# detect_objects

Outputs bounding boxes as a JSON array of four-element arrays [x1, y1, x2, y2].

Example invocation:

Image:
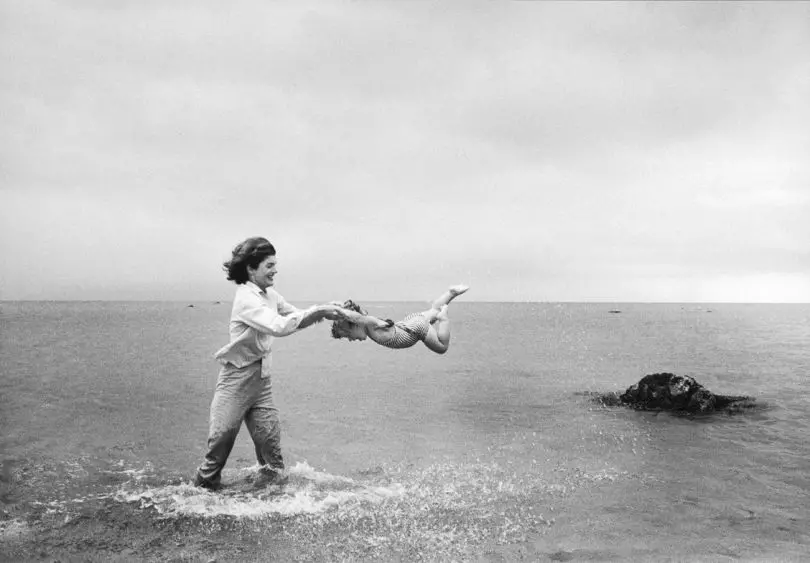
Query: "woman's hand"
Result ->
[[319, 305, 348, 321], [297, 304, 347, 329]]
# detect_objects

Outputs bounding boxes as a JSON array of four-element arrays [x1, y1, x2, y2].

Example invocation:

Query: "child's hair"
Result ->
[[331, 299, 367, 339], [223, 237, 276, 284]]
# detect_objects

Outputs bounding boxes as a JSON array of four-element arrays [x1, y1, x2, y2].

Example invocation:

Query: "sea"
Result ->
[[1, 301, 808, 562]]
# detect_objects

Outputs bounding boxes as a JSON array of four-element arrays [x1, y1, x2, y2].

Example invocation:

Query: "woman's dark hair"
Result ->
[[223, 237, 276, 284], [330, 299, 367, 339]]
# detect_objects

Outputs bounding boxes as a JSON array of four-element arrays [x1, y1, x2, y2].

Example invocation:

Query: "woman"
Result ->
[[194, 237, 345, 491]]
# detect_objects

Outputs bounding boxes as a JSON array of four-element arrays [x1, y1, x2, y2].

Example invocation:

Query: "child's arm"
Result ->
[[342, 310, 392, 331]]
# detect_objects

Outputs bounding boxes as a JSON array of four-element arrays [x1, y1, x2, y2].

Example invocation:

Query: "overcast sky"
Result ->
[[1, 1, 808, 302]]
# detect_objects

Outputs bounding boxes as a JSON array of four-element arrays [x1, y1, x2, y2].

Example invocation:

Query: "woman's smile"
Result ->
[[248, 255, 279, 291]]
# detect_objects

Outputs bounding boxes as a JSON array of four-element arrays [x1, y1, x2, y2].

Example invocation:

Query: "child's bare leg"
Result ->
[[429, 284, 469, 311], [423, 306, 450, 354], [421, 309, 440, 323]]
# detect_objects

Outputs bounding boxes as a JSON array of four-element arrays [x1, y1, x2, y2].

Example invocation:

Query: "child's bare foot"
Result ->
[[449, 284, 469, 297]]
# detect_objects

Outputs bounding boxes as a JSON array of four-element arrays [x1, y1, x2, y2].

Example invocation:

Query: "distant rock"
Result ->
[[592, 373, 756, 414], [608, 309, 621, 314], [187, 304, 195, 308]]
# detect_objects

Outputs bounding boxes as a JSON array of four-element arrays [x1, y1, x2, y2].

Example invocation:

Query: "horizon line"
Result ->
[[2, 299, 809, 305]]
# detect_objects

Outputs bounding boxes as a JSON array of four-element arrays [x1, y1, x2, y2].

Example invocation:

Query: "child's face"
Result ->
[[337, 322, 367, 341]]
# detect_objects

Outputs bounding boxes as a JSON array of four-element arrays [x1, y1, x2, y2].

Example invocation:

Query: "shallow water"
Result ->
[[1, 301, 809, 561]]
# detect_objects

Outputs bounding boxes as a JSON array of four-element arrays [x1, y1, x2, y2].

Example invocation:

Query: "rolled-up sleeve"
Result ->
[[237, 305, 303, 336], [276, 294, 301, 317]]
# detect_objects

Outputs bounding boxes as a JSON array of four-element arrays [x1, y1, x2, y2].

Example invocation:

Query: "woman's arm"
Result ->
[[297, 305, 346, 330], [276, 294, 302, 316], [239, 303, 346, 334]]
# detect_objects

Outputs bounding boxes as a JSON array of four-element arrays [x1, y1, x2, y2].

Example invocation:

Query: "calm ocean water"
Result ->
[[1, 301, 809, 561]]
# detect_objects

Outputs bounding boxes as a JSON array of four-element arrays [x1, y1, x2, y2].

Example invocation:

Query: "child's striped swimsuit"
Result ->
[[372, 313, 431, 349]]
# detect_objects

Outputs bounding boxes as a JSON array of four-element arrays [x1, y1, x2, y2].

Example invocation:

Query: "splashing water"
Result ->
[[102, 459, 626, 560], [8, 445, 633, 560], [114, 461, 406, 519]]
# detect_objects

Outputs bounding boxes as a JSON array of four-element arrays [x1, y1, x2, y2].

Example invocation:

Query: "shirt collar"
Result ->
[[244, 281, 266, 295]]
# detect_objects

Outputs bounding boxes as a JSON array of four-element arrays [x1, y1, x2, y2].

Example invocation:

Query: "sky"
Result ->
[[1, 1, 809, 303]]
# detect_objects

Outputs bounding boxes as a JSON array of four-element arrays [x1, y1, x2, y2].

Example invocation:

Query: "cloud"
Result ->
[[1, 1, 808, 301]]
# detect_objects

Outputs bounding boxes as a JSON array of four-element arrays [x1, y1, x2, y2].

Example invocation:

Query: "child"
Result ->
[[330, 285, 469, 354]]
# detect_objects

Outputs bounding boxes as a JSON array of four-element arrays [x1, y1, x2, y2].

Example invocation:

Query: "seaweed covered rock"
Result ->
[[596, 372, 755, 414]]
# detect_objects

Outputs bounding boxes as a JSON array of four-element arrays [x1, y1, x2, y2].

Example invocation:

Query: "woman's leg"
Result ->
[[423, 306, 450, 354], [244, 375, 285, 480], [429, 284, 469, 311], [195, 367, 257, 490]]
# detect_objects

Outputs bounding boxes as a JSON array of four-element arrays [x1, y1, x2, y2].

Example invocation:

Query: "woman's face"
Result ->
[[247, 255, 277, 291]]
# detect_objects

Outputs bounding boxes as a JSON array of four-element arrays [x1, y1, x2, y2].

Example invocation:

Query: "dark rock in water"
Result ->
[[594, 372, 755, 414], [608, 309, 621, 314]]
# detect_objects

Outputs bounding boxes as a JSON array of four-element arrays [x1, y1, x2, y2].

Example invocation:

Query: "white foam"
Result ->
[[105, 455, 629, 563], [287, 461, 356, 485], [101, 460, 154, 482], [113, 461, 405, 519], [0, 518, 30, 541]]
